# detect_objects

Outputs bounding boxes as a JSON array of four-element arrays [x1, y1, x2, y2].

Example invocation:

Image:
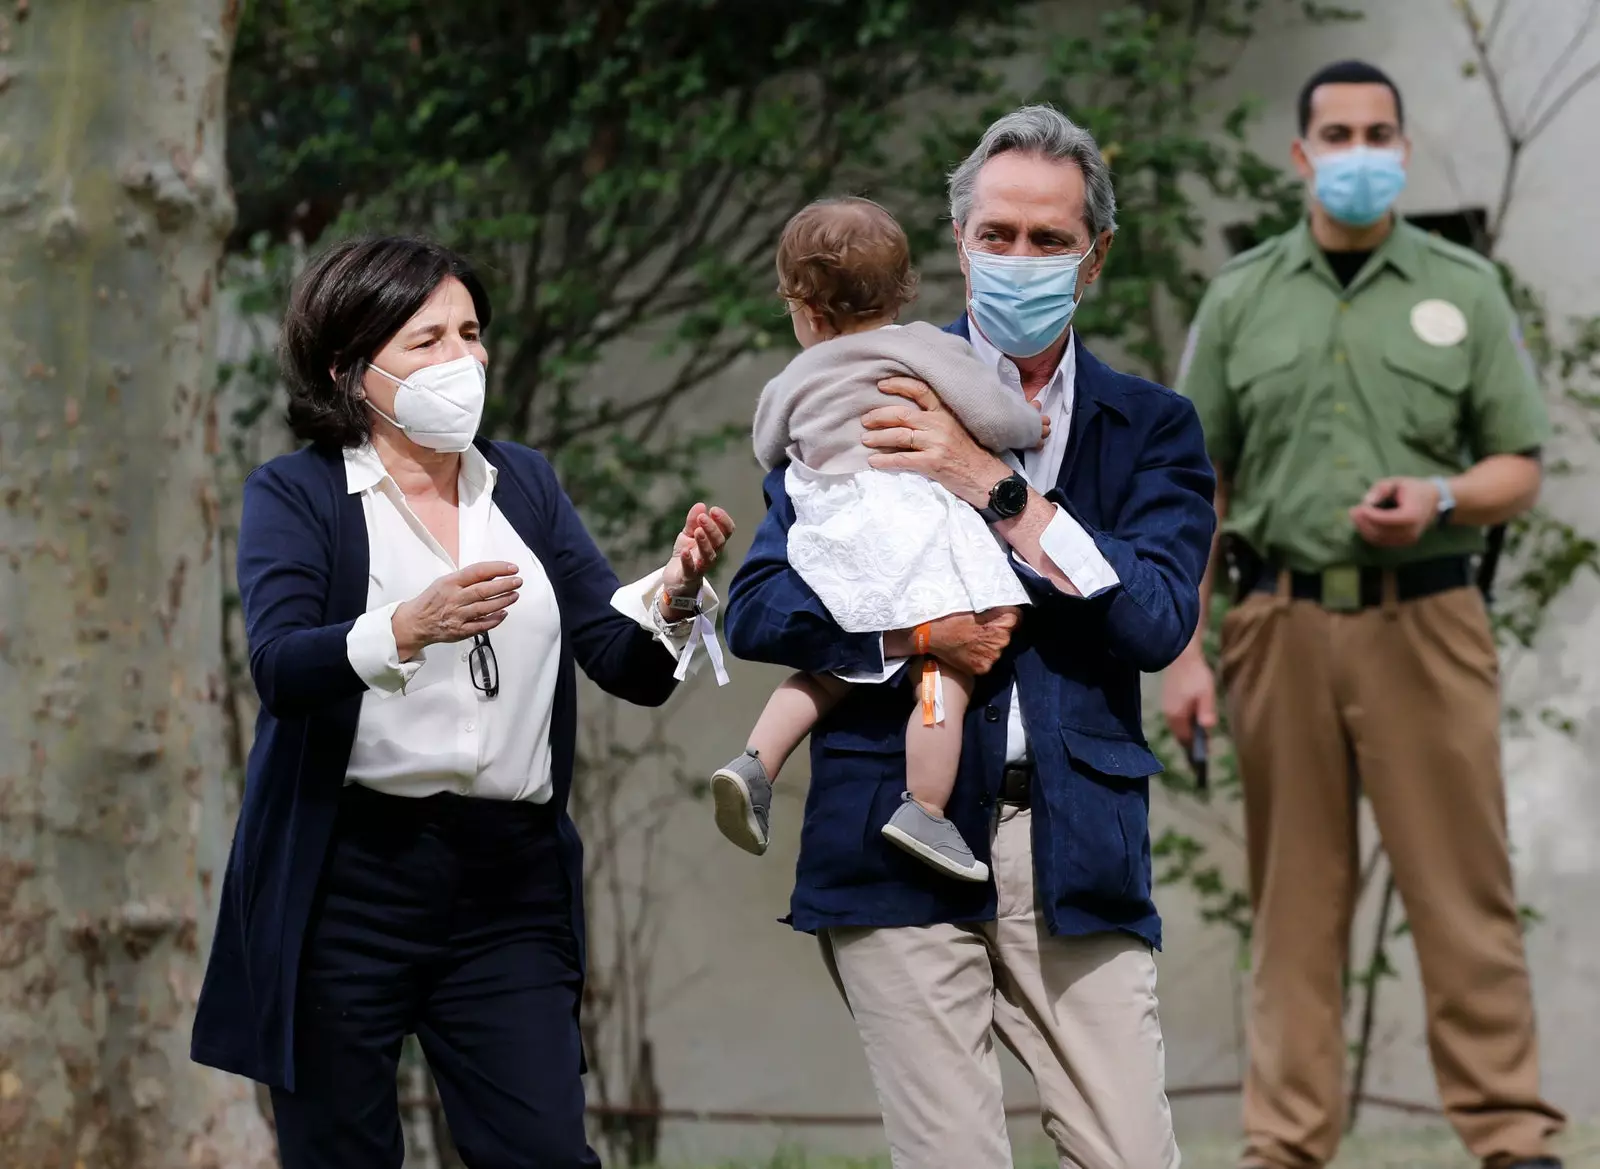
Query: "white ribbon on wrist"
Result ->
[[653, 584, 729, 687], [674, 611, 730, 687]]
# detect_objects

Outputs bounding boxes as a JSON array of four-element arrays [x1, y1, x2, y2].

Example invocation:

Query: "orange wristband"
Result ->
[[913, 622, 932, 656]]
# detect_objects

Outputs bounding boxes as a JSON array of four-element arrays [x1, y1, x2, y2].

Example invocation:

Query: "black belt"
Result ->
[[1231, 547, 1472, 612], [999, 763, 1032, 807], [338, 781, 559, 839]]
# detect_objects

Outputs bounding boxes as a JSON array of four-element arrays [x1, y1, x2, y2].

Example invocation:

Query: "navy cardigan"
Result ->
[[191, 439, 679, 1091]]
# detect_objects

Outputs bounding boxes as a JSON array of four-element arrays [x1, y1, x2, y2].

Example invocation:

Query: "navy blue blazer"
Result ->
[[191, 439, 679, 1091], [724, 319, 1215, 946]]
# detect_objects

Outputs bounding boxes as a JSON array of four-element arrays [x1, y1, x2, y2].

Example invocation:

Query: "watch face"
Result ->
[[993, 475, 1028, 517]]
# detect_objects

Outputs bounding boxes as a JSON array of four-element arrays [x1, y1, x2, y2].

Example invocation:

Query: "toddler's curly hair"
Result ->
[[775, 197, 919, 333]]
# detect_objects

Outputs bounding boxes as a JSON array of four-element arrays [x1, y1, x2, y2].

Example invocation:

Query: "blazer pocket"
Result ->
[[798, 777, 895, 890], [1059, 724, 1163, 780], [814, 725, 906, 757], [1055, 726, 1158, 903]]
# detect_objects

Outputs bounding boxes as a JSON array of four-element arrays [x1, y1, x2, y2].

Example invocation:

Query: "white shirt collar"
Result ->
[[964, 316, 1075, 407], [343, 442, 498, 502]]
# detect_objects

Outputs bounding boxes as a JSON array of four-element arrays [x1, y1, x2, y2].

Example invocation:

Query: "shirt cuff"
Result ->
[[611, 569, 722, 660], [346, 601, 425, 695], [1020, 504, 1121, 597], [834, 636, 908, 685]]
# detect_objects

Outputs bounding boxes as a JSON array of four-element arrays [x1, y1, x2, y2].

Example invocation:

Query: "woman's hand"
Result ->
[[392, 562, 522, 660], [659, 503, 736, 617], [862, 377, 1014, 507]]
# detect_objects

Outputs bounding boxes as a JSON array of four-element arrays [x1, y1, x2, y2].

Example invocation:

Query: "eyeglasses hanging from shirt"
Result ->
[[468, 631, 499, 698]]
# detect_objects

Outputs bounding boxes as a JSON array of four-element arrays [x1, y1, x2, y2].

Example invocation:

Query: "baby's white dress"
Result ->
[[785, 462, 1027, 632], [751, 322, 1041, 634]]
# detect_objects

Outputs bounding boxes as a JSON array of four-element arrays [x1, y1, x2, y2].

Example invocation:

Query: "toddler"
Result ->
[[711, 196, 1044, 882]]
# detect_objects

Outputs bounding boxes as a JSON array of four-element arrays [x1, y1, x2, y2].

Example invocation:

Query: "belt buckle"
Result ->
[[1321, 565, 1361, 612]]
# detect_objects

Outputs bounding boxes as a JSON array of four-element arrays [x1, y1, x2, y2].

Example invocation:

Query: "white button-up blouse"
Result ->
[[340, 443, 715, 803]]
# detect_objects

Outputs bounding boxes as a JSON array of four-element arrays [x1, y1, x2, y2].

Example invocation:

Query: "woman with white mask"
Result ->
[[192, 236, 735, 1168]]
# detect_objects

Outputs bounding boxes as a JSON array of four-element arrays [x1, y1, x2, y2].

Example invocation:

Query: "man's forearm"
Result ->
[[1447, 453, 1541, 527], [1176, 458, 1533, 661], [994, 490, 1082, 596]]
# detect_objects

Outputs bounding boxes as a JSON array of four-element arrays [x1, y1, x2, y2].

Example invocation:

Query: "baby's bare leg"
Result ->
[[713, 672, 852, 856], [747, 672, 852, 782], [903, 664, 975, 818]]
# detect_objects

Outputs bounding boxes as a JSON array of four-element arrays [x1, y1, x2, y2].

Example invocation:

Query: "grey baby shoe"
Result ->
[[881, 793, 990, 882], [711, 748, 772, 856]]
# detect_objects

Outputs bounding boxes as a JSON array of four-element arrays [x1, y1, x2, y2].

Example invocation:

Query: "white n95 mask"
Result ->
[[365, 355, 487, 452]]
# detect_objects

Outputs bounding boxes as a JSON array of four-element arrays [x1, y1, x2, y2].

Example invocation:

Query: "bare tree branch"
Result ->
[[1524, 57, 1600, 146], [1522, 0, 1600, 136], [1462, 4, 1520, 142], [568, 707, 700, 1166], [581, 788, 690, 884], [1483, 0, 1510, 52], [1461, 0, 1600, 248], [1460, 0, 1524, 247]]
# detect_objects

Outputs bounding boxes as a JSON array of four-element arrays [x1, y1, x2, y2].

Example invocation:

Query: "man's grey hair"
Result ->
[[948, 104, 1118, 238]]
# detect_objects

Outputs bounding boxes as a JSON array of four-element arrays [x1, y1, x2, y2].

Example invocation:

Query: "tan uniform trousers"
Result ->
[[820, 803, 1179, 1169], [1221, 582, 1565, 1169]]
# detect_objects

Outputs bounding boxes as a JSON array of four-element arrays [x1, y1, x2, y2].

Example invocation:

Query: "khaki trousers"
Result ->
[[1221, 584, 1565, 1169], [821, 804, 1179, 1169]]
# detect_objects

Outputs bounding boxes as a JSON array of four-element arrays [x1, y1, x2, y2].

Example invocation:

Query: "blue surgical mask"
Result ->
[[1311, 145, 1407, 228], [964, 242, 1094, 358]]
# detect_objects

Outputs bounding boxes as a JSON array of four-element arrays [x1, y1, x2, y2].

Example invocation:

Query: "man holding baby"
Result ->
[[725, 105, 1214, 1169]]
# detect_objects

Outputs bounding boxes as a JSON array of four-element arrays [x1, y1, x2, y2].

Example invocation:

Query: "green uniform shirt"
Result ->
[[1176, 219, 1548, 571]]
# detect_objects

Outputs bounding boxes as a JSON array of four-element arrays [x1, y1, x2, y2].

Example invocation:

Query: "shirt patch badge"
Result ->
[[1410, 299, 1469, 347]]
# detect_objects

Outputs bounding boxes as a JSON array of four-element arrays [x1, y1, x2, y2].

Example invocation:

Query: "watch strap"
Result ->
[[1430, 476, 1456, 528]]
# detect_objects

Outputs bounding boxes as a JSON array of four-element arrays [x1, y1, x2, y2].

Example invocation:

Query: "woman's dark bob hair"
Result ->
[[280, 235, 492, 447]]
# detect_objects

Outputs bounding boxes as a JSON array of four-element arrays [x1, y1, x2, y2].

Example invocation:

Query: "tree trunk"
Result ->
[[0, 1, 274, 1165]]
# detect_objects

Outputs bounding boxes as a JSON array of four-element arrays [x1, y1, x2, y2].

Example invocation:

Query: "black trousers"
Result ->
[[271, 784, 599, 1169]]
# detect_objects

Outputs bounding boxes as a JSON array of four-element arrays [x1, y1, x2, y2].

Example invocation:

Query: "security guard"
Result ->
[[1165, 61, 1565, 1169]]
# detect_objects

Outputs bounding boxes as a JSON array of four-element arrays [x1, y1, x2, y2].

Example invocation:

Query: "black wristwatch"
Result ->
[[979, 473, 1029, 524]]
